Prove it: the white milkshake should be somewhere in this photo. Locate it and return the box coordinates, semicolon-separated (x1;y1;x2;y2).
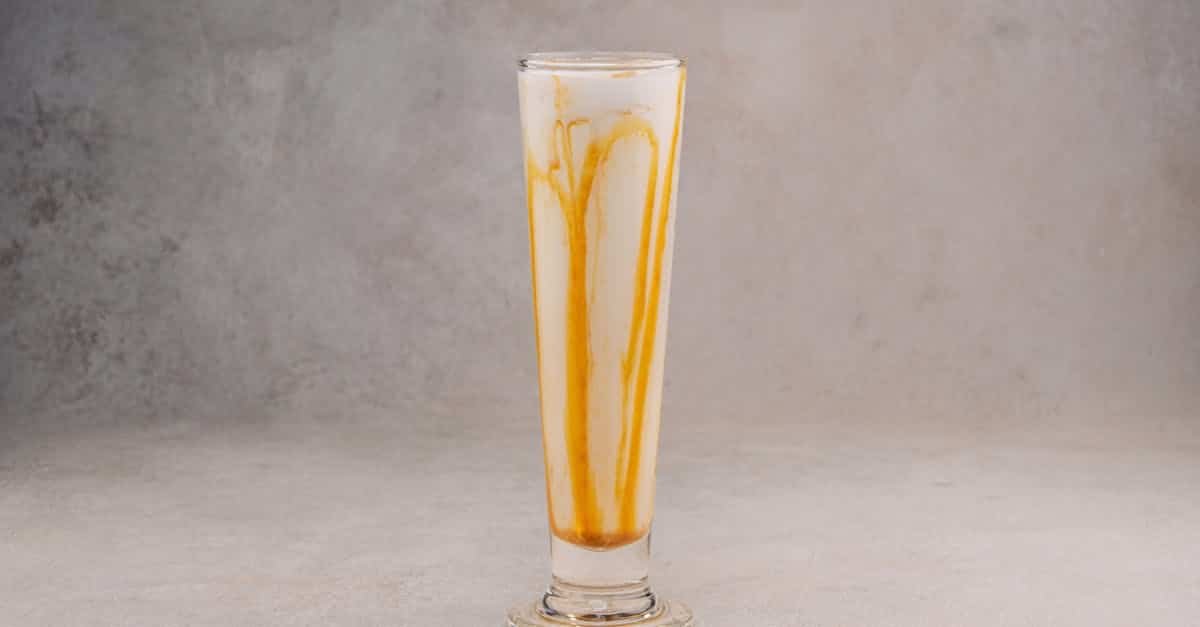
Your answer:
519;54;686;551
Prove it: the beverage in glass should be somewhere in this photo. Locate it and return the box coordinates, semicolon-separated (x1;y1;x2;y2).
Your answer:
508;51;692;627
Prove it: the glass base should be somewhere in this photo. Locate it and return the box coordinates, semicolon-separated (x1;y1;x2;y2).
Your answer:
511;534;691;625
506;596;693;626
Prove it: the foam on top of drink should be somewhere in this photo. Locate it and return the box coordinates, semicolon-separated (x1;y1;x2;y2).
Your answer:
520;51;682;72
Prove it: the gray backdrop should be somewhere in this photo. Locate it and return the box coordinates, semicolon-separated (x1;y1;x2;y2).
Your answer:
2;2;1199;625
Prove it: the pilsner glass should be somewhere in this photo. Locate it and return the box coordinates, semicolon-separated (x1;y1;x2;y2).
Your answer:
507;52;691;627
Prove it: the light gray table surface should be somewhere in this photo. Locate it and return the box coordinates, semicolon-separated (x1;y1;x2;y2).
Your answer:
3;400;1198;626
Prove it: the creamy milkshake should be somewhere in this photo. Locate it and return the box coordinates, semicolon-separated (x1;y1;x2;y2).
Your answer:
511;52;691;627
520;53;685;552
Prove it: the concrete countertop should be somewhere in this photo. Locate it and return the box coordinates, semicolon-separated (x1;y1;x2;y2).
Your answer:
3;400;1198;626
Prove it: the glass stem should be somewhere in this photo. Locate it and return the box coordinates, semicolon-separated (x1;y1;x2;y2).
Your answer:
540;533;661;623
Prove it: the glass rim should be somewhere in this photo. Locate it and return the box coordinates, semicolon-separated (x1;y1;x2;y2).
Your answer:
518;51;685;72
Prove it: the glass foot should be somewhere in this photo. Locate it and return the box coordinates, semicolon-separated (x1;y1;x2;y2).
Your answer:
507;598;693;626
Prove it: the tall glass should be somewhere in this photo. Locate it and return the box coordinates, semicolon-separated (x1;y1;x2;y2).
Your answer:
508;52;691;627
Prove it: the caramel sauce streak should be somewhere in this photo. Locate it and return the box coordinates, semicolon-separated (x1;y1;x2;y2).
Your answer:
524;154;555;523
560;130;598;537
614;136;660;504
565;117;659;538
617;70;685;532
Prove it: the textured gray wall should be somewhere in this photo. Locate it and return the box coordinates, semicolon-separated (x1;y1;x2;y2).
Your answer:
2;1;1198;428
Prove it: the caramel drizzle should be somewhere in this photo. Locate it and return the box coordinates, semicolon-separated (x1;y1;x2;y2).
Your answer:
526;71;685;549
616;71;686;533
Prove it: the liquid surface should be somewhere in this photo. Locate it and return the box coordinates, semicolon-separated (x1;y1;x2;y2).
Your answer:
520;66;685;549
